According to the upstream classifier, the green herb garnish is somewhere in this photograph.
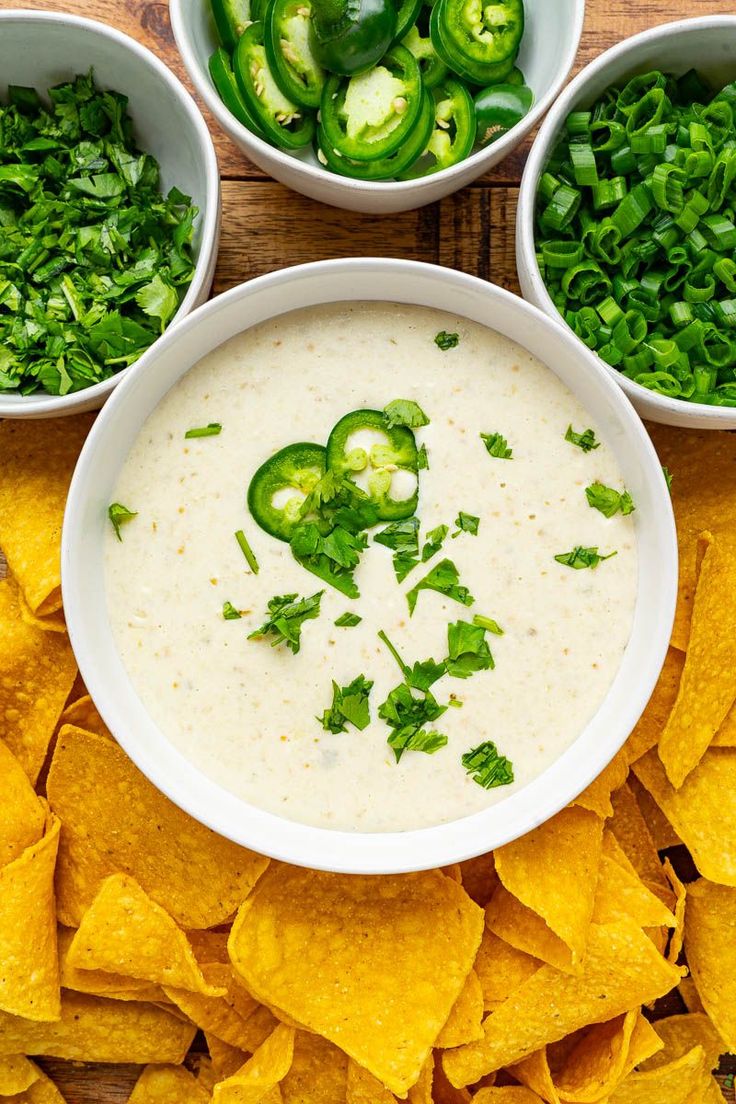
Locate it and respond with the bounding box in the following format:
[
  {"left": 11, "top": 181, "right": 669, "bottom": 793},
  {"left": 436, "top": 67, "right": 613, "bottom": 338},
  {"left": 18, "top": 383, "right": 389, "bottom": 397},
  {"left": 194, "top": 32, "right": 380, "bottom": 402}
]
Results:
[
  {"left": 318, "top": 675, "right": 373, "bottom": 734},
  {"left": 585, "top": 482, "right": 635, "bottom": 518},
  {"left": 374, "top": 517, "right": 420, "bottom": 582},
  {"left": 480, "top": 432, "right": 513, "bottom": 459},
  {"left": 291, "top": 522, "right": 367, "bottom": 598},
  {"left": 565, "top": 425, "right": 600, "bottom": 452},
  {"left": 185, "top": 423, "right": 222, "bottom": 439},
  {"left": 462, "top": 741, "right": 514, "bottom": 789},
  {"left": 434, "top": 331, "right": 459, "bottom": 350},
  {"left": 452, "top": 512, "right": 480, "bottom": 538},
  {"left": 417, "top": 444, "right": 430, "bottom": 470},
  {"left": 248, "top": 591, "right": 323, "bottom": 654},
  {"left": 235, "top": 529, "right": 259, "bottom": 574},
  {"left": 335, "top": 612, "right": 362, "bottom": 627},
  {"left": 472, "top": 614, "right": 504, "bottom": 635},
  {"left": 663, "top": 466, "right": 673, "bottom": 492},
  {"left": 555, "top": 546, "right": 617, "bottom": 570},
  {"left": 446, "top": 620, "right": 495, "bottom": 679},
  {"left": 383, "top": 399, "right": 430, "bottom": 429},
  {"left": 108, "top": 502, "right": 137, "bottom": 541},
  {"left": 222, "top": 601, "right": 242, "bottom": 620},
  {"left": 378, "top": 683, "right": 448, "bottom": 762},
  {"left": 422, "top": 524, "right": 448, "bottom": 562},
  {"left": 406, "top": 559, "right": 475, "bottom": 616},
  {"left": 378, "top": 630, "right": 446, "bottom": 692}
]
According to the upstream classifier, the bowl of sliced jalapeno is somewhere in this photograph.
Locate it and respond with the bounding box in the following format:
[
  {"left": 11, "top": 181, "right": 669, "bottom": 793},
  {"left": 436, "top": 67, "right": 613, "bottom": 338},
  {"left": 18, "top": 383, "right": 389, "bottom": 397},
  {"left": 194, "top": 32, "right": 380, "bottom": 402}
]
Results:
[{"left": 170, "top": 0, "right": 585, "bottom": 212}]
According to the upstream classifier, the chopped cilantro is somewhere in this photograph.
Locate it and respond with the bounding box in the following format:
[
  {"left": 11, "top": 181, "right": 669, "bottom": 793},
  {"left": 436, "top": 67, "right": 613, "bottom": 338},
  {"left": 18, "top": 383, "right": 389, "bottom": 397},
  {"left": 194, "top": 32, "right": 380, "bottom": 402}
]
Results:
[
  {"left": 446, "top": 620, "right": 495, "bottom": 679},
  {"left": 406, "top": 559, "right": 475, "bottom": 616},
  {"left": 378, "top": 683, "right": 448, "bottom": 762},
  {"left": 248, "top": 591, "right": 323, "bottom": 654},
  {"left": 318, "top": 675, "right": 373, "bottom": 734},
  {"left": 462, "top": 741, "right": 514, "bottom": 789},
  {"left": 555, "top": 546, "right": 617, "bottom": 570},
  {"left": 565, "top": 425, "right": 600, "bottom": 452},
  {"left": 335, "top": 612, "right": 362, "bottom": 627},
  {"left": 378, "top": 630, "right": 446, "bottom": 691},
  {"left": 222, "top": 601, "right": 242, "bottom": 620},
  {"left": 662, "top": 465, "right": 673, "bottom": 492},
  {"left": 383, "top": 399, "right": 430, "bottom": 429},
  {"left": 473, "top": 614, "right": 503, "bottom": 635},
  {"left": 374, "top": 517, "right": 420, "bottom": 582},
  {"left": 434, "top": 331, "right": 459, "bottom": 350},
  {"left": 480, "top": 432, "right": 513, "bottom": 459},
  {"left": 291, "top": 522, "right": 366, "bottom": 598},
  {"left": 184, "top": 423, "right": 221, "bottom": 439},
  {"left": 452, "top": 512, "right": 480, "bottom": 538},
  {"left": 108, "top": 502, "right": 137, "bottom": 541},
  {"left": 585, "top": 482, "right": 635, "bottom": 518},
  {"left": 235, "top": 529, "right": 259, "bottom": 574},
  {"left": 422, "top": 524, "right": 448, "bottom": 562},
  {"left": 417, "top": 444, "right": 430, "bottom": 470}
]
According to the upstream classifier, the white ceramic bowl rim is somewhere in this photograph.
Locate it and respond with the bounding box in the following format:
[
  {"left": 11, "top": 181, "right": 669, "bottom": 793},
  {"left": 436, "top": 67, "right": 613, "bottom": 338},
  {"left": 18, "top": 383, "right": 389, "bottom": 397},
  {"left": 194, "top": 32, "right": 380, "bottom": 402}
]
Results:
[
  {"left": 0, "top": 9, "right": 220, "bottom": 418},
  {"left": 62, "top": 258, "right": 677, "bottom": 874},
  {"left": 517, "top": 15, "right": 736, "bottom": 426},
  {"left": 169, "top": 0, "right": 585, "bottom": 197}
]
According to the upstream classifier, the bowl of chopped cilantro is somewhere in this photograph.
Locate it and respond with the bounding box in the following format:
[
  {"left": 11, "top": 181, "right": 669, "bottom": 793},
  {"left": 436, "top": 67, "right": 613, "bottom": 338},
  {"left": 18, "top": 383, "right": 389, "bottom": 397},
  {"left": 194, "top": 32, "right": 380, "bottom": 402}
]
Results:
[
  {"left": 517, "top": 16, "right": 736, "bottom": 429},
  {"left": 0, "top": 10, "right": 220, "bottom": 417}
]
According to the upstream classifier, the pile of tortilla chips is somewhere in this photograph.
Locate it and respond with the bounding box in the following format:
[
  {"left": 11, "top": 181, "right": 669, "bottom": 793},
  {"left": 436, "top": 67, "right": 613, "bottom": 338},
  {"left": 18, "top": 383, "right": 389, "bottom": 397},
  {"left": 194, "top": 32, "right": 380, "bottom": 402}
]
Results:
[{"left": 0, "top": 414, "right": 734, "bottom": 1103}]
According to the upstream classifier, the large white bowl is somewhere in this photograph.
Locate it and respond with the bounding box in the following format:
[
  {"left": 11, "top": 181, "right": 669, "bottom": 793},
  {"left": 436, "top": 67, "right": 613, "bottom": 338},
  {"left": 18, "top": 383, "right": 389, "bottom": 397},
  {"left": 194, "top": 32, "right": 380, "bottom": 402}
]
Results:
[
  {"left": 517, "top": 16, "right": 736, "bottom": 430},
  {"left": 62, "top": 258, "right": 677, "bottom": 874},
  {"left": 170, "top": 0, "right": 585, "bottom": 214},
  {"left": 0, "top": 10, "right": 221, "bottom": 419}
]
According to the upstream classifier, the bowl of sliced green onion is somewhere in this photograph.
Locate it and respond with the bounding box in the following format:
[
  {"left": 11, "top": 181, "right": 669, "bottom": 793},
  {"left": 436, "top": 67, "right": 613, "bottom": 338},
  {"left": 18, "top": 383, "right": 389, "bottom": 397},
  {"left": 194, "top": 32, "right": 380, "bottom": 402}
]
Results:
[
  {"left": 517, "top": 16, "right": 736, "bottom": 428},
  {"left": 170, "top": 0, "right": 584, "bottom": 213}
]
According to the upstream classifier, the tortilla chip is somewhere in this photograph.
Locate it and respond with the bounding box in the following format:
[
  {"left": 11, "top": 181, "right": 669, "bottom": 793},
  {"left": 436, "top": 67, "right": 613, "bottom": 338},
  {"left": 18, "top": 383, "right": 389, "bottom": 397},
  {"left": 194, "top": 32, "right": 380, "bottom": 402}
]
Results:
[
  {"left": 47, "top": 726, "right": 269, "bottom": 928},
  {"left": 347, "top": 1062, "right": 397, "bottom": 1104},
  {"left": 206, "top": 1034, "right": 250, "bottom": 1081},
  {"left": 548, "top": 1010, "right": 640, "bottom": 1103},
  {"left": 474, "top": 929, "right": 542, "bottom": 1011},
  {"left": 68, "top": 874, "right": 224, "bottom": 996},
  {"left": 472, "top": 1090, "right": 544, "bottom": 1104},
  {"left": 678, "top": 977, "right": 705, "bottom": 1014},
  {"left": 625, "top": 647, "right": 685, "bottom": 765},
  {"left": 627, "top": 774, "right": 682, "bottom": 850},
  {"left": 165, "top": 976, "right": 276, "bottom": 1053},
  {"left": 571, "top": 750, "right": 628, "bottom": 819},
  {"left": 508, "top": 1048, "right": 560, "bottom": 1104},
  {"left": 0, "top": 415, "right": 93, "bottom": 616},
  {"left": 633, "top": 748, "right": 736, "bottom": 886},
  {"left": 435, "top": 971, "right": 483, "bottom": 1048},
  {"left": 684, "top": 879, "right": 736, "bottom": 1051},
  {"left": 592, "top": 847, "right": 675, "bottom": 929},
  {"left": 229, "top": 867, "right": 483, "bottom": 1096},
  {"left": 658, "top": 531, "right": 736, "bottom": 786},
  {"left": 0, "top": 578, "right": 77, "bottom": 783},
  {"left": 57, "top": 926, "right": 164, "bottom": 1003},
  {"left": 0, "top": 991, "right": 194, "bottom": 1062},
  {"left": 127, "top": 1065, "right": 210, "bottom": 1104},
  {"left": 280, "top": 1032, "right": 347, "bottom": 1104},
  {"left": 188, "top": 930, "right": 230, "bottom": 965},
  {"left": 486, "top": 885, "right": 576, "bottom": 974},
  {"left": 432, "top": 1055, "right": 471, "bottom": 1104},
  {"left": 640, "top": 1013, "right": 724, "bottom": 1074},
  {"left": 0, "top": 739, "right": 45, "bottom": 866},
  {"left": 661, "top": 858, "right": 686, "bottom": 965},
  {"left": 17, "top": 591, "right": 67, "bottom": 635},
  {"left": 608, "top": 784, "right": 671, "bottom": 902},
  {"left": 441, "top": 919, "right": 682, "bottom": 1086},
  {"left": 57, "top": 695, "right": 109, "bottom": 738},
  {"left": 713, "top": 702, "right": 736, "bottom": 746},
  {"left": 458, "top": 855, "right": 498, "bottom": 907},
  {"left": 607, "top": 1045, "right": 708, "bottom": 1104},
  {"left": 0, "top": 1055, "right": 40, "bottom": 1095},
  {"left": 13, "top": 1069, "right": 68, "bottom": 1104},
  {"left": 493, "top": 807, "right": 604, "bottom": 973},
  {"left": 213, "top": 1025, "right": 295, "bottom": 1104},
  {"left": 0, "top": 814, "right": 60, "bottom": 1021}
]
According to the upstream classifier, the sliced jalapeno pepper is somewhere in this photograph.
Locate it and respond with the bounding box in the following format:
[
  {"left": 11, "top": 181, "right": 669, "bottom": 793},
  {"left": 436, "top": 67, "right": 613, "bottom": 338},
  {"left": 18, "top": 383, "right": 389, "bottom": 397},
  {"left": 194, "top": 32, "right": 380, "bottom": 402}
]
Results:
[
  {"left": 309, "top": 0, "right": 396, "bottom": 76},
  {"left": 265, "top": 0, "right": 325, "bottom": 109},
  {"left": 399, "top": 77, "right": 475, "bottom": 177},
  {"left": 441, "top": 0, "right": 523, "bottom": 70},
  {"left": 248, "top": 442, "right": 326, "bottom": 541},
  {"left": 505, "top": 65, "right": 526, "bottom": 87},
  {"left": 474, "top": 81, "right": 533, "bottom": 146},
  {"left": 394, "top": 0, "right": 423, "bottom": 42},
  {"left": 320, "top": 44, "right": 422, "bottom": 161},
  {"left": 234, "top": 22, "right": 316, "bottom": 149},
  {"left": 402, "top": 23, "right": 448, "bottom": 90},
  {"left": 429, "top": 0, "right": 517, "bottom": 85},
  {"left": 209, "top": 47, "right": 266, "bottom": 138},
  {"left": 326, "top": 410, "right": 418, "bottom": 520},
  {"left": 317, "top": 88, "right": 434, "bottom": 178},
  {"left": 210, "top": 0, "right": 252, "bottom": 51}
]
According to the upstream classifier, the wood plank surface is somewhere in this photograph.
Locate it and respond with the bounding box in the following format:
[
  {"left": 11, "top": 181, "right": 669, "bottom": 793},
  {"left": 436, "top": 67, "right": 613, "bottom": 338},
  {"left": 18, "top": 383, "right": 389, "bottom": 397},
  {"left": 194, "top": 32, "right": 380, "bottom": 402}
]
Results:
[{"left": 1, "top": 0, "right": 735, "bottom": 1099}]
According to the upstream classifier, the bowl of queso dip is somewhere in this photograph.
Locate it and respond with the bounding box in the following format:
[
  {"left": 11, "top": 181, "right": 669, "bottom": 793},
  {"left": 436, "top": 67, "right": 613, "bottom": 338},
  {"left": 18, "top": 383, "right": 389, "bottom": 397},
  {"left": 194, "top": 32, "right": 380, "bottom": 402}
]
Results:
[{"left": 62, "top": 259, "right": 677, "bottom": 873}]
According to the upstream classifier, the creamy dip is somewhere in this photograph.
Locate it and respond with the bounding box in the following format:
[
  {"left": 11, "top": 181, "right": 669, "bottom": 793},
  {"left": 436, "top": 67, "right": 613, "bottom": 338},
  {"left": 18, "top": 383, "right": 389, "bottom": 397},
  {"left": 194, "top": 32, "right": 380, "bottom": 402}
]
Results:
[{"left": 105, "top": 302, "right": 638, "bottom": 832}]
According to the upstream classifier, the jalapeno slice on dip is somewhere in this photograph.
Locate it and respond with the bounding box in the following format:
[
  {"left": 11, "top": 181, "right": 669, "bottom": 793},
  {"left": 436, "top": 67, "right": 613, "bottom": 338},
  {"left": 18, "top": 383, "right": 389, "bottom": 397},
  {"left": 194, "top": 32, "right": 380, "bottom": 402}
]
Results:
[
  {"left": 474, "top": 81, "right": 533, "bottom": 147},
  {"left": 309, "top": 0, "right": 397, "bottom": 75},
  {"left": 265, "top": 0, "right": 326, "bottom": 108},
  {"left": 247, "top": 442, "right": 327, "bottom": 541},
  {"left": 326, "top": 409, "right": 418, "bottom": 520},
  {"left": 234, "top": 22, "right": 316, "bottom": 149},
  {"left": 209, "top": 47, "right": 267, "bottom": 137}
]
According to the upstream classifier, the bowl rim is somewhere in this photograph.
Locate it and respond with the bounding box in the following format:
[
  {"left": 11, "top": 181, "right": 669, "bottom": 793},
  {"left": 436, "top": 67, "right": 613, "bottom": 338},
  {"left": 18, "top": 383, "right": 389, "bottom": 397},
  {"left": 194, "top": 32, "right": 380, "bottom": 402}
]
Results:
[
  {"left": 516, "top": 14, "right": 736, "bottom": 426},
  {"left": 0, "top": 8, "right": 221, "bottom": 418},
  {"left": 62, "top": 256, "right": 678, "bottom": 874},
  {"left": 169, "top": 0, "right": 586, "bottom": 197}
]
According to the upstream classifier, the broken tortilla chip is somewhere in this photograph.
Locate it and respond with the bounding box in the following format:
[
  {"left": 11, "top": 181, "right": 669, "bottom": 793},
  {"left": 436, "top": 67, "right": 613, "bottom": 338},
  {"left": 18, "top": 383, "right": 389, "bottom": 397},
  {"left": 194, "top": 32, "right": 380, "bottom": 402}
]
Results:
[
  {"left": 607, "top": 1044, "right": 708, "bottom": 1104},
  {"left": 474, "top": 929, "right": 542, "bottom": 1011},
  {"left": 228, "top": 867, "right": 483, "bottom": 1096},
  {"left": 281, "top": 1032, "right": 348, "bottom": 1104},
  {"left": 127, "top": 1064, "right": 210, "bottom": 1104},
  {"left": 0, "top": 738, "right": 45, "bottom": 866},
  {"left": 46, "top": 726, "right": 269, "bottom": 928},
  {"left": 212, "top": 1025, "right": 295, "bottom": 1104},
  {"left": 347, "top": 1062, "right": 397, "bottom": 1104},
  {"left": 684, "top": 879, "right": 736, "bottom": 1052},
  {"left": 435, "top": 972, "right": 483, "bottom": 1049}
]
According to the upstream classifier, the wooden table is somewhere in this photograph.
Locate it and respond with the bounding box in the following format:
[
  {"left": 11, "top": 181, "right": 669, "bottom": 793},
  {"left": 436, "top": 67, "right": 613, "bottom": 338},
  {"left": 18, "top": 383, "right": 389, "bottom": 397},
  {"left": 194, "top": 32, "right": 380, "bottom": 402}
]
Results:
[{"left": 2, "top": 0, "right": 735, "bottom": 1099}]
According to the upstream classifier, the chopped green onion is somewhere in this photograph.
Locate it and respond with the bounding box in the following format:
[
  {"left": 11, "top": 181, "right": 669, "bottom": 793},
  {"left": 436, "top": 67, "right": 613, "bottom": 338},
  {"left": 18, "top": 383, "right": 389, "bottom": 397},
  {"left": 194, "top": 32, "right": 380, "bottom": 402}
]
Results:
[
  {"left": 184, "top": 423, "right": 222, "bottom": 439},
  {"left": 235, "top": 529, "right": 259, "bottom": 574}
]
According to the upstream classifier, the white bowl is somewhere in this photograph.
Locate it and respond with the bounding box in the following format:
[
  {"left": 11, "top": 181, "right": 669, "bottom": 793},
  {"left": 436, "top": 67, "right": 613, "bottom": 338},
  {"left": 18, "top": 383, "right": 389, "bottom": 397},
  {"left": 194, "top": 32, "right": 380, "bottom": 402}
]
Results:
[
  {"left": 170, "top": 0, "right": 585, "bottom": 214},
  {"left": 62, "top": 258, "right": 676, "bottom": 874},
  {"left": 0, "top": 10, "right": 221, "bottom": 419},
  {"left": 517, "top": 16, "right": 736, "bottom": 430}
]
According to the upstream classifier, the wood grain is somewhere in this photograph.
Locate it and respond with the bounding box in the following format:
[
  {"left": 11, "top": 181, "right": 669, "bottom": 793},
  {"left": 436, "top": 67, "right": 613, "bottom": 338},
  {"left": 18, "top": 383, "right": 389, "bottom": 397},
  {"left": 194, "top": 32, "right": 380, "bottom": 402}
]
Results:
[{"left": 1, "top": 0, "right": 735, "bottom": 1098}]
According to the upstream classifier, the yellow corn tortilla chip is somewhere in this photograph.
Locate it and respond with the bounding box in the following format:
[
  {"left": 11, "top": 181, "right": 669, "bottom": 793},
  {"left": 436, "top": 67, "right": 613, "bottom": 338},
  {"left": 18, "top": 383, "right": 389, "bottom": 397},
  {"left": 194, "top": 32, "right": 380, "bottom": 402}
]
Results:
[
  {"left": 608, "top": 783, "right": 672, "bottom": 903},
  {"left": 648, "top": 424, "right": 736, "bottom": 650},
  {"left": 592, "top": 849, "right": 675, "bottom": 929},
  {"left": 441, "top": 919, "right": 682, "bottom": 1086},
  {"left": 188, "top": 930, "right": 230, "bottom": 965},
  {"left": 280, "top": 1032, "right": 347, "bottom": 1104},
  {"left": 684, "top": 879, "right": 736, "bottom": 1051},
  {"left": 633, "top": 748, "right": 736, "bottom": 886},
  {"left": 407, "top": 1057, "right": 433, "bottom": 1104},
  {"left": 628, "top": 774, "right": 682, "bottom": 850},
  {"left": 607, "top": 1044, "right": 708, "bottom": 1104},
  {"left": 47, "top": 726, "right": 269, "bottom": 928},
  {"left": 458, "top": 855, "right": 498, "bottom": 907},
  {"left": 0, "top": 739, "right": 45, "bottom": 866},
  {"left": 193, "top": 1055, "right": 217, "bottom": 1094},
  {"left": 473, "top": 1090, "right": 544, "bottom": 1104},
  {"left": 625, "top": 647, "right": 685, "bottom": 765},
  {"left": 0, "top": 578, "right": 77, "bottom": 783},
  {"left": 493, "top": 807, "right": 604, "bottom": 973},
  {"left": 206, "top": 1034, "right": 250, "bottom": 1081},
  {"left": 165, "top": 978, "right": 276, "bottom": 1053},
  {"left": 508, "top": 1048, "right": 560, "bottom": 1104},
  {"left": 0, "top": 415, "right": 93, "bottom": 616},
  {"left": 17, "top": 591, "right": 67, "bottom": 635},
  {"left": 212, "top": 1025, "right": 295, "bottom": 1104},
  {"left": 57, "top": 926, "right": 165, "bottom": 1003},
  {"left": 662, "top": 858, "right": 686, "bottom": 965},
  {"left": 229, "top": 867, "right": 483, "bottom": 1096},
  {"left": 571, "top": 750, "right": 628, "bottom": 819},
  {"left": 432, "top": 1055, "right": 471, "bottom": 1104},
  {"left": 678, "top": 976, "right": 705, "bottom": 1014},
  {"left": 57, "top": 695, "right": 109, "bottom": 738},
  {"left": 640, "top": 1013, "right": 724, "bottom": 1074},
  {"left": 127, "top": 1065, "right": 210, "bottom": 1104},
  {"left": 713, "top": 702, "right": 736, "bottom": 746},
  {"left": 68, "top": 874, "right": 225, "bottom": 996},
  {"left": 474, "top": 929, "right": 542, "bottom": 1011},
  {"left": 548, "top": 1011, "right": 641, "bottom": 1103},
  {"left": 486, "top": 885, "right": 576, "bottom": 974},
  {"left": 9, "top": 1069, "right": 68, "bottom": 1104},
  {"left": 0, "top": 1055, "right": 40, "bottom": 1095},
  {"left": 435, "top": 971, "right": 483, "bottom": 1048},
  {"left": 347, "top": 1062, "right": 397, "bottom": 1104},
  {"left": 0, "top": 991, "right": 194, "bottom": 1062},
  {"left": 0, "top": 814, "right": 60, "bottom": 1021},
  {"left": 658, "top": 531, "right": 736, "bottom": 786}
]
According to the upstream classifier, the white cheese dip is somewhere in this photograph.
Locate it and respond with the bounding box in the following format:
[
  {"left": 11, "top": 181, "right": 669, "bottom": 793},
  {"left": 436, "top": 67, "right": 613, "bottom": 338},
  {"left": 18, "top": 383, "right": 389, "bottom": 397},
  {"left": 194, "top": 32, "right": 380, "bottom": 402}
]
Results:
[{"left": 105, "top": 302, "right": 638, "bottom": 833}]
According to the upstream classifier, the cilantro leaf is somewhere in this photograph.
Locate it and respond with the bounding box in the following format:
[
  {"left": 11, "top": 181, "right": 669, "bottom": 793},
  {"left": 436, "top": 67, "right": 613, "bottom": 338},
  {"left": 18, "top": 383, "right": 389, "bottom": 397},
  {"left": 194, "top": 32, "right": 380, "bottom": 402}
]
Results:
[
  {"left": 452, "top": 512, "right": 480, "bottom": 538},
  {"left": 248, "top": 591, "right": 323, "bottom": 654},
  {"left": 290, "top": 522, "right": 366, "bottom": 598},
  {"left": 585, "top": 482, "right": 635, "bottom": 518},
  {"left": 335, "top": 612, "right": 362, "bottom": 627},
  {"left": 378, "top": 630, "right": 446, "bottom": 691},
  {"left": 434, "top": 331, "right": 459, "bottom": 350},
  {"left": 222, "top": 601, "right": 242, "bottom": 620},
  {"left": 417, "top": 444, "right": 429, "bottom": 470},
  {"left": 318, "top": 675, "right": 373, "bottom": 734},
  {"left": 383, "top": 399, "right": 430, "bottom": 429},
  {"left": 406, "top": 558, "right": 475, "bottom": 616},
  {"left": 108, "top": 502, "right": 137, "bottom": 541},
  {"left": 462, "top": 741, "right": 514, "bottom": 789},
  {"left": 446, "top": 620, "right": 495, "bottom": 679},
  {"left": 378, "top": 683, "right": 448, "bottom": 762},
  {"left": 480, "top": 432, "right": 513, "bottom": 459},
  {"left": 565, "top": 425, "right": 600, "bottom": 452},
  {"left": 555, "top": 546, "right": 617, "bottom": 570},
  {"left": 422, "top": 524, "right": 448, "bottom": 562},
  {"left": 662, "top": 465, "right": 673, "bottom": 493},
  {"left": 374, "top": 517, "right": 420, "bottom": 582}
]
